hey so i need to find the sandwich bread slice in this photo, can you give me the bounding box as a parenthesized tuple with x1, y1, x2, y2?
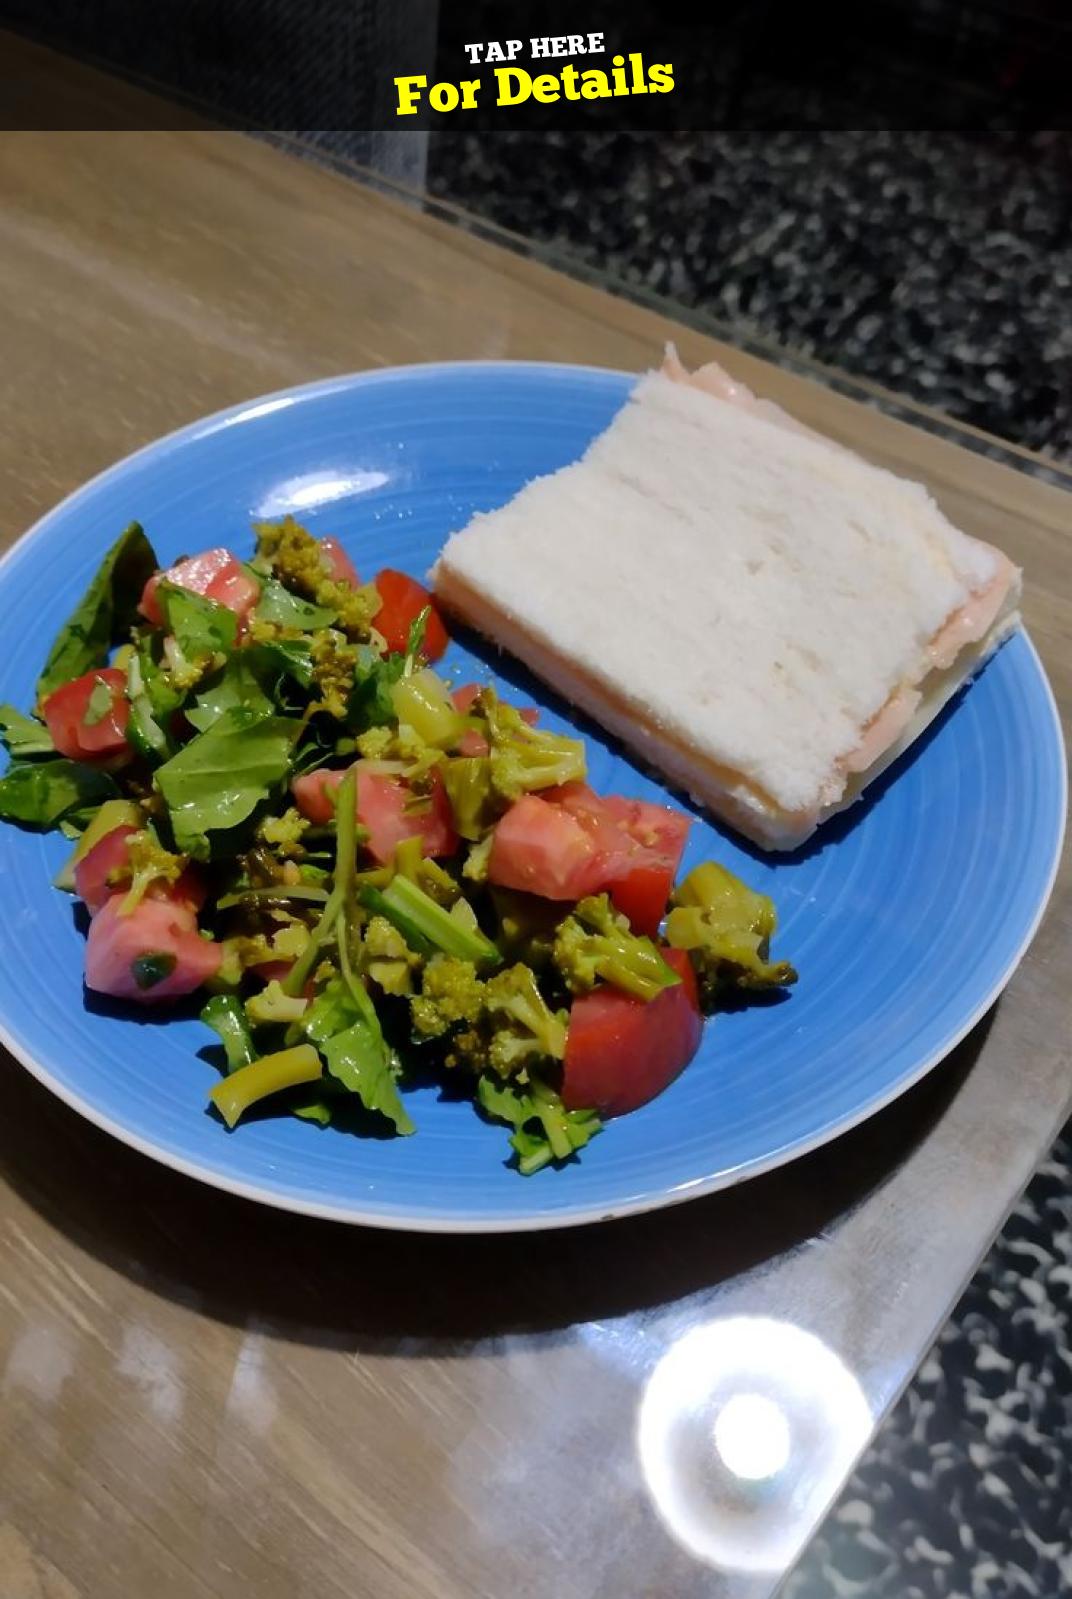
(432, 348, 1021, 851)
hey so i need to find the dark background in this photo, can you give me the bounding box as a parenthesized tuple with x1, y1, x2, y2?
(2, 0, 1072, 129)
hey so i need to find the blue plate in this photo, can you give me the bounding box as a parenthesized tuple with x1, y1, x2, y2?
(0, 364, 1064, 1231)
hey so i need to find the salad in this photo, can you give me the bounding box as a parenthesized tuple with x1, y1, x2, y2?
(0, 518, 796, 1175)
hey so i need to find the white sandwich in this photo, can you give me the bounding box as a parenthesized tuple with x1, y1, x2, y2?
(432, 348, 1021, 851)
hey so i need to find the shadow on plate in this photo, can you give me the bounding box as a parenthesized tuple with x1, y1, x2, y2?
(0, 1007, 991, 1355)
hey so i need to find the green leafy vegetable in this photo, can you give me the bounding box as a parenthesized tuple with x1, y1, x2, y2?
(154, 709, 301, 858)
(132, 951, 178, 990)
(347, 645, 406, 730)
(0, 759, 118, 830)
(201, 993, 257, 1073)
(35, 522, 157, 705)
(158, 583, 237, 657)
(477, 1076, 602, 1175)
(369, 874, 500, 966)
(185, 650, 277, 733)
(82, 677, 114, 727)
(304, 976, 414, 1135)
(0, 705, 55, 758)
(254, 577, 336, 631)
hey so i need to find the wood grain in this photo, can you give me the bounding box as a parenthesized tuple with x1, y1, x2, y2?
(0, 95, 1068, 1599)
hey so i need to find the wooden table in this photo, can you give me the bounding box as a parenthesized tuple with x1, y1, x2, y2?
(0, 119, 1069, 1599)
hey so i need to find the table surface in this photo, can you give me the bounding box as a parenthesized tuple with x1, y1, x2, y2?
(0, 102, 1070, 1599)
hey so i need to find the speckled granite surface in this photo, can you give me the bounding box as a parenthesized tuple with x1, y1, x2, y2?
(427, 131, 1072, 1597)
(428, 132, 1072, 465)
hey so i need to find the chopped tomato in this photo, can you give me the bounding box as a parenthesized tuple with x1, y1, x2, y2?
(544, 784, 690, 935)
(292, 763, 458, 863)
(562, 948, 702, 1116)
(319, 537, 360, 587)
(84, 896, 222, 1004)
(42, 668, 131, 765)
(451, 684, 480, 714)
(488, 794, 608, 900)
(457, 729, 490, 757)
(139, 547, 261, 626)
(373, 569, 449, 660)
(73, 824, 139, 914)
(452, 682, 538, 725)
(74, 827, 208, 917)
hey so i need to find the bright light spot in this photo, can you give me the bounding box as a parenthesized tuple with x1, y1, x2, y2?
(712, 1392, 791, 1481)
(255, 469, 390, 517)
(636, 1316, 872, 1575)
(226, 395, 298, 425)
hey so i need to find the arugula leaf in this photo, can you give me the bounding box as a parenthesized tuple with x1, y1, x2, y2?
(257, 636, 314, 692)
(154, 708, 301, 858)
(186, 651, 276, 733)
(83, 678, 114, 727)
(347, 645, 405, 730)
(134, 637, 186, 719)
(158, 584, 237, 656)
(0, 759, 118, 830)
(0, 705, 55, 758)
(476, 1075, 601, 1175)
(36, 523, 157, 705)
(254, 577, 336, 631)
(304, 977, 414, 1135)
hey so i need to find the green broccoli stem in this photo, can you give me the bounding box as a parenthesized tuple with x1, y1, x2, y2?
(201, 994, 257, 1074)
(529, 1078, 574, 1161)
(335, 912, 385, 1040)
(516, 1141, 554, 1177)
(283, 768, 358, 997)
(369, 874, 501, 967)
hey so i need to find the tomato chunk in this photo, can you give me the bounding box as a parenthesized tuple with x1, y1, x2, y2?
(373, 569, 449, 660)
(319, 537, 360, 587)
(42, 668, 131, 764)
(488, 794, 607, 900)
(74, 824, 139, 914)
(139, 547, 260, 626)
(292, 763, 458, 863)
(74, 826, 207, 917)
(84, 896, 222, 1004)
(544, 784, 690, 935)
(562, 948, 702, 1116)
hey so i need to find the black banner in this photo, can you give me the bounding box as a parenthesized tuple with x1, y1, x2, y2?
(1, 0, 1069, 130)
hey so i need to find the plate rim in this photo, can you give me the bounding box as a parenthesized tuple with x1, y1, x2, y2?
(0, 361, 1065, 1233)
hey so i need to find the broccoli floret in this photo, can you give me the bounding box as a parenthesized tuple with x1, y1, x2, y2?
(553, 893, 682, 1002)
(116, 830, 186, 913)
(161, 633, 217, 692)
(255, 518, 381, 641)
(309, 628, 360, 720)
(257, 807, 309, 859)
(462, 832, 494, 884)
(480, 965, 567, 1077)
(478, 689, 586, 803)
(362, 914, 423, 996)
(410, 955, 486, 1040)
(412, 960, 567, 1079)
(356, 725, 395, 760)
(665, 861, 797, 1000)
(245, 978, 310, 1026)
(441, 755, 495, 842)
